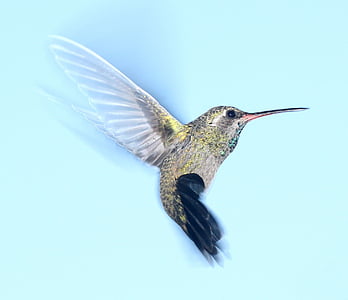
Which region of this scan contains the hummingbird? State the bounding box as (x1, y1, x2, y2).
(49, 36, 307, 263)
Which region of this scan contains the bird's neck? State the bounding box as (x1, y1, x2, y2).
(219, 124, 247, 159)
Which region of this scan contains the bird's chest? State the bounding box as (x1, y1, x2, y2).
(166, 133, 229, 187)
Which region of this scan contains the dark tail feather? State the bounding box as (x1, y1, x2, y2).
(176, 173, 223, 262)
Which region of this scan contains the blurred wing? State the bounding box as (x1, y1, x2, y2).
(49, 35, 183, 167)
(176, 173, 223, 262)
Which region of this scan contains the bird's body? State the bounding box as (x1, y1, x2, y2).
(49, 36, 307, 262)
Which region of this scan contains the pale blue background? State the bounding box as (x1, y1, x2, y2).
(1, 1, 347, 299)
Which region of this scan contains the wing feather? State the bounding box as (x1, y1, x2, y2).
(50, 35, 182, 167)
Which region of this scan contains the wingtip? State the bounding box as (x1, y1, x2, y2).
(48, 35, 69, 53)
(48, 35, 80, 51)
(48, 34, 69, 41)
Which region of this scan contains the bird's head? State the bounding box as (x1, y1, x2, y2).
(197, 105, 308, 142)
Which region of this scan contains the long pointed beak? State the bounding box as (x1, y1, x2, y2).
(243, 107, 309, 121)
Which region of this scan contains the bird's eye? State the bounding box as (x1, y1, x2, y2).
(226, 110, 236, 118)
